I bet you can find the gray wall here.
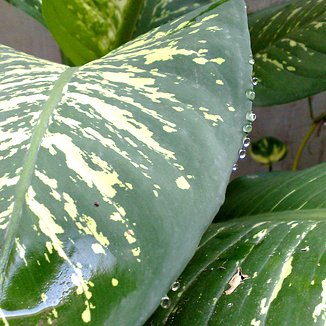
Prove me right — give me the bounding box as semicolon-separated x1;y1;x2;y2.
1;0;325;179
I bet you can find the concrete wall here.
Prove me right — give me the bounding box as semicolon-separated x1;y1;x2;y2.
1;0;325;178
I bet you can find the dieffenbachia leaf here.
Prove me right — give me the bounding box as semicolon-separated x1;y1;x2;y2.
0;1;252;325
42;0;145;66
249;136;287;166
249;0;326;106
4;0;45;26
146;163;326;325
133;0;214;38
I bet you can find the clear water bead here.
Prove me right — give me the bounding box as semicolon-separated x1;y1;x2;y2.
245;89;256;101
249;58;255;65
243;123;253;133
227;303;233;308
171;281;180;291
232;164;238;171
251;76;258;86
160;296;171;309
243;136;251;148
246;111;256;122
239;149;246;159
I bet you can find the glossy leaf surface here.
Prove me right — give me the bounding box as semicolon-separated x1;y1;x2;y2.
42;0;144;65
249;0;326;106
4;0;45;26
0;1;252;325
146;163;326;325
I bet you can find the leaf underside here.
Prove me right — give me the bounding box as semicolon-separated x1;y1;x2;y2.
249;0;326;106
0;1;252;325
146;163;326;325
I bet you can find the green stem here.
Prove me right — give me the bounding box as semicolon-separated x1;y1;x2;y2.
292;122;318;170
292;111;326;170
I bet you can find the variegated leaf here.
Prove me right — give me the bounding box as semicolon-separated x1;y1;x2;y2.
249;0;326;106
0;1;252;325
133;0;215;38
42;0;145;65
147;163;326;325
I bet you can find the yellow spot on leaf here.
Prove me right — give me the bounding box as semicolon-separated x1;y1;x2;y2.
203;112;223;122
163;125;177;133
15;238;27;266
287;66;296;71
193;57;208;65
124;230;136;244
91;243;106;255
216;79;224;85
175;176;190;190
112;278;119;286
210;57;225;65
132;247;141;256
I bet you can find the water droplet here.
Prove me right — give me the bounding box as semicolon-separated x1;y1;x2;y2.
244;5;247;9
249;58;255;65
243;123;252;133
160;296;171;309
243;136;250;148
227;303;233;308
246;111;256;122
171;281;180;291
245;89;256;101
251;76;258;86
239;149;246;159
232;164;238;171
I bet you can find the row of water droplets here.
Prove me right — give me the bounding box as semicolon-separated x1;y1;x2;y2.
160;281;180;309
233;55;257;172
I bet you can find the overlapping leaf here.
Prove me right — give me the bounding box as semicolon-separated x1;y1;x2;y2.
0;1;252;325
146;163;326;325
133;0;215;38
249;0;326;106
42;0;144;65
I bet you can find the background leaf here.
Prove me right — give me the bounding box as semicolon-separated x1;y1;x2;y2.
133;0;216;38
249;0;326;106
42;0;145;65
0;1;252;325
4;0;45;26
147;163;326;325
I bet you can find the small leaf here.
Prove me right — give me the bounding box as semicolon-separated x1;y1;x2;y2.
249;0;326;106
249;136;287;165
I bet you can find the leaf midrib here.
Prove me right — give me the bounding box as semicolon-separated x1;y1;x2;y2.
0;66;78;283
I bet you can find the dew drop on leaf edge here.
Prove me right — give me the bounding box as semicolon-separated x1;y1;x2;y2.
246;111;256;122
232;164;238;171
239;149;246;159
171;281;180;291
245;89;256;101
243;136;250;148
243;123;253;133
161;296;171;309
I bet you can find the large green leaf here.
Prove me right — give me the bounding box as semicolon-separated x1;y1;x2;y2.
4;0;45;26
42;0;145;65
146;163;326;325
249;0;326;106
0;1;252;325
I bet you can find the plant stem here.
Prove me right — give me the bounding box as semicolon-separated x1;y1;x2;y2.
292;110;326;170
